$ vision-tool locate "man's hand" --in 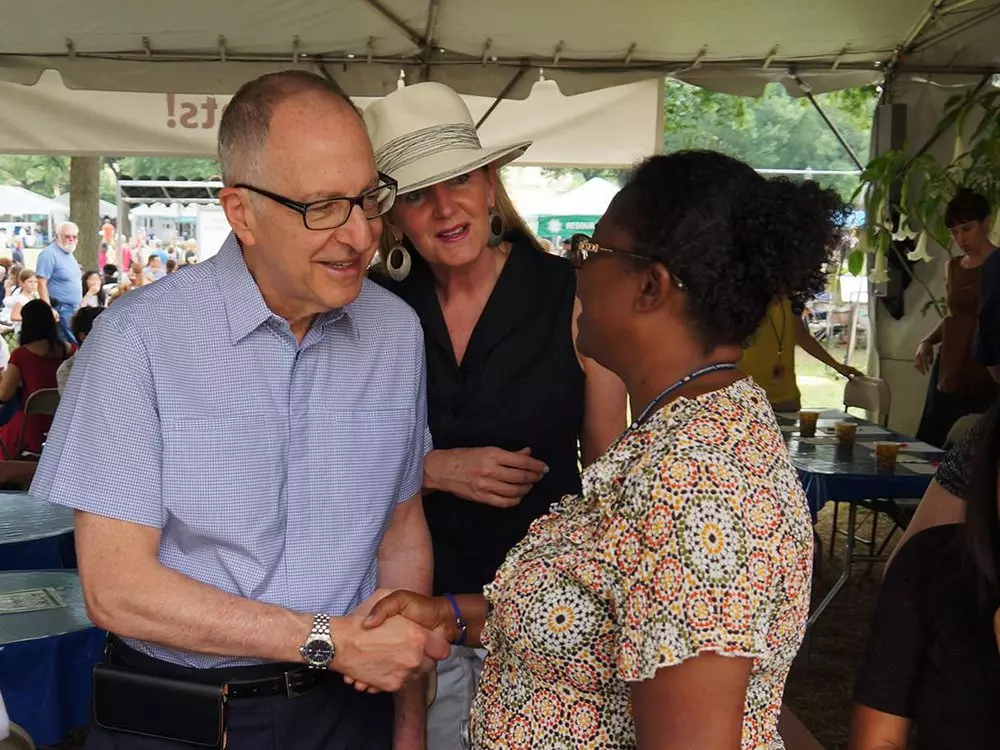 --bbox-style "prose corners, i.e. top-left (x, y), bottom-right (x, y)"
top-left (364, 591), bottom-right (458, 643)
top-left (914, 341), bottom-right (935, 374)
top-left (332, 591), bottom-right (450, 693)
top-left (424, 447), bottom-right (547, 508)
top-left (344, 591), bottom-right (458, 694)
